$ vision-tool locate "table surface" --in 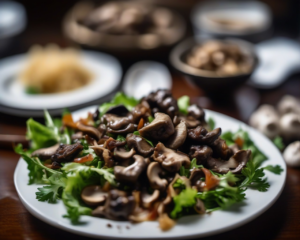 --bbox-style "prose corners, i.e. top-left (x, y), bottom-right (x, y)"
top-left (1, 72), bottom-right (300, 240)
